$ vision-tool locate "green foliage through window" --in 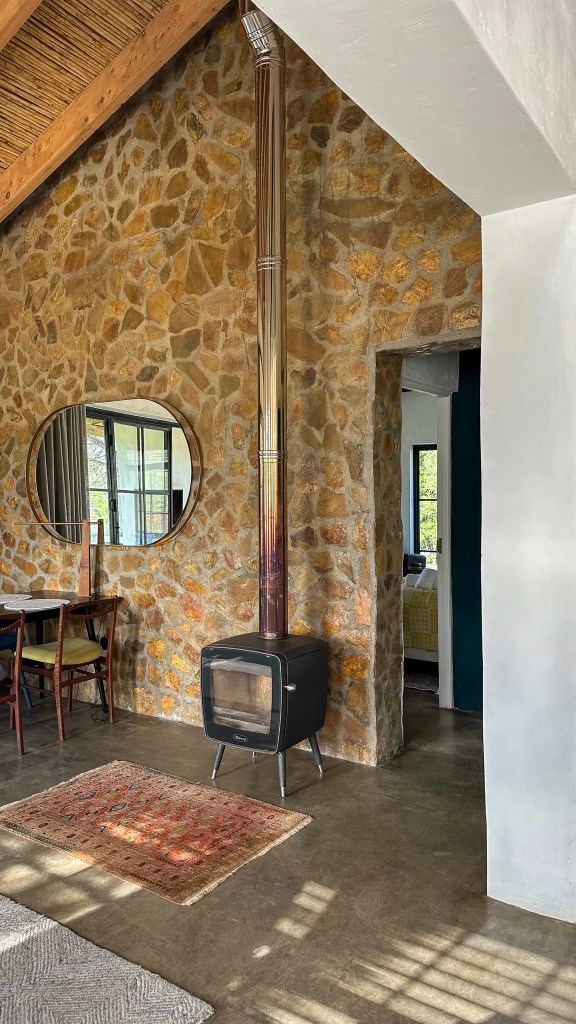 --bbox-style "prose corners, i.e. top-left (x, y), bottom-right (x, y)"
top-left (413, 445), bottom-right (437, 567)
